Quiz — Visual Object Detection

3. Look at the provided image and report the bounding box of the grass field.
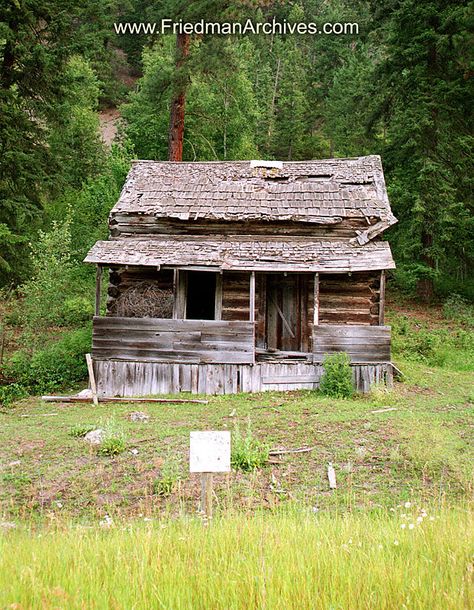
[0,356,473,520]
[0,299,473,608]
[1,507,473,609]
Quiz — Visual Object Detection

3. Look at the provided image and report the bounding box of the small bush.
[0,383,28,407]
[97,417,126,456]
[319,352,354,399]
[231,418,269,472]
[98,436,126,456]
[69,424,96,438]
[443,294,474,326]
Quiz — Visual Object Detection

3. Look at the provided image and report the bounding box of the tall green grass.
[1,506,472,609]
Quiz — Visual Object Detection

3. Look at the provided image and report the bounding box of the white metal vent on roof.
[250,160,283,169]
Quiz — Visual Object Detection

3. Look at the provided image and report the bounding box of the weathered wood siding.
[313,324,391,363]
[92,317,255,364]
[93,360,393,396]
[319,272,380,325]
[110,216,379,239]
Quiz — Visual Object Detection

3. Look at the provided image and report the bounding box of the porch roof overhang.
[84,237,395,273]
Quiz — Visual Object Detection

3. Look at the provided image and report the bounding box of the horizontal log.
[42,395,208,404]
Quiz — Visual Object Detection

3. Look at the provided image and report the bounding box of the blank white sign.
[189,431,231,473]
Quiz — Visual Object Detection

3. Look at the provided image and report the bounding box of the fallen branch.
[268,446,316,456]
[20,413,59,417]
[41,396,208,405]
[370,407,398,414]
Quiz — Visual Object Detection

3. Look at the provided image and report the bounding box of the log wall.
[221,272,251,321]
[319,272,380,325]
[93,360,393,396]
[92,317,255,364]
[109,216,378,239]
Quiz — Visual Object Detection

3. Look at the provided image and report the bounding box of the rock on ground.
[84,429,105,445]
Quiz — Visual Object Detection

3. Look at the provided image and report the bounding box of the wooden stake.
[327,462,337,489]
[200,472,213,519]
[85,353,99,406]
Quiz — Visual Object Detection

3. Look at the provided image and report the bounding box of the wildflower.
[100,515,114,528]
[420,510,428,517]
[394,540,399,546]
[404,501,411,508]
[400,524,406,529]
[408,523,415,530]
[389,508,395,512]
[348,538,353,544]
[55,502,63,509]
[429,516,435,521]
[143,517,152,522]
[416,516,423,523]
[378,544,383,550]
[401,513,407,519]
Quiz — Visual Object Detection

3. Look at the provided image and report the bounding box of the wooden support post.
[172,269,179,319]
[215,273,223,321]
[379,270,386,325]
[85,353,99,406]
[95,266,102,317]
[200,472,213,519]
[313,273,319,326]
[249,271,256,323]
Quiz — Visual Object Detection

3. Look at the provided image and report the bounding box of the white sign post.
[190,431,231,519]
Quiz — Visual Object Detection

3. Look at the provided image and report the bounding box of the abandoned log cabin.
[84,156,397,395]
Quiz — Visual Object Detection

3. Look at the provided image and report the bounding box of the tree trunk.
[417,229,435,302]
[168,33,190,162]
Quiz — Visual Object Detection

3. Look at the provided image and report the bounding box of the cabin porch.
[91,266,392,394]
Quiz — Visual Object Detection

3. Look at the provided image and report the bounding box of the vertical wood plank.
[95,266,102,317]
[249,271,256,323]
[215,273,223,321]
[313,272,319,326]
[172,269,178,319]
[379,270,386,325]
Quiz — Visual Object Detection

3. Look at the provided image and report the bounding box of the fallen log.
[41,396,209,405]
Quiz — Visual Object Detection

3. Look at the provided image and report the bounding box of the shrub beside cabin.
[85,157,397,395]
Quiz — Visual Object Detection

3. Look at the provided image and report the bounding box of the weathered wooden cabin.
[85,156,397,395]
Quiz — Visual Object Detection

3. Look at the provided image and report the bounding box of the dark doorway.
[186,272,216,320]
[266,274,310,352]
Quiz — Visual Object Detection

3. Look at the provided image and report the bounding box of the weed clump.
[231,418,269,472]
[69,424,96,438]
[319,352,354,399]
[97,417,126,456]
[153,458,182,497]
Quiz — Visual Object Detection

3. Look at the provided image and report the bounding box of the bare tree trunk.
[168,33,190,162]
[417,229,435,302]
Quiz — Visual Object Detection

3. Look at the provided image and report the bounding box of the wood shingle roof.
[110,156,395,225]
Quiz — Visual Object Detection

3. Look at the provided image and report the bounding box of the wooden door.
[266,274,310,352]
